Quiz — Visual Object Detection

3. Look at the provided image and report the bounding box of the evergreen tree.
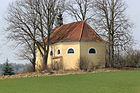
[2,59,14,75]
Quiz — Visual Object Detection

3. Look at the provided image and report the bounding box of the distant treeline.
[0,63,31,76]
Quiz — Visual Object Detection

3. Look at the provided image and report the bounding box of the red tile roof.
[47,20,105,44]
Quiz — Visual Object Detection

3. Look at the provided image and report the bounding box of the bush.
[114,49,140,68]
[50,61,63,71]
[124,49,140,67]
[78,57,95,72]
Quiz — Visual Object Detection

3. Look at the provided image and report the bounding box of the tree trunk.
[32,60,36,72]
[43,28,50,70]
[110,39,114,67]
[42,49,50,70]
[32,53,36,72]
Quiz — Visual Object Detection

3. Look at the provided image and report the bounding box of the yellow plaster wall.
[56,42,80,70]
[35,42,106,71]
[36,42,80,71]
[80,42,106,67]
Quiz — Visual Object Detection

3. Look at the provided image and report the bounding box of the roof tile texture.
[47,21,104,44]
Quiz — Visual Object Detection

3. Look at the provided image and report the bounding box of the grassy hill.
[0,70,140,93]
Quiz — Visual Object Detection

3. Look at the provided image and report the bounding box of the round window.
[88,48,97,54]
[67,48,75,54]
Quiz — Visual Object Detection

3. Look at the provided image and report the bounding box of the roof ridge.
[63,21,83,40]
[47,20,105,44]
[79,21,86,41]
[86,22,104,41]
[57,23,75,41]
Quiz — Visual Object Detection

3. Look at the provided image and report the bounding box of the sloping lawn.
[0,70,140,93]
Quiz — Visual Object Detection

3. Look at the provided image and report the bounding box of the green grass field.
[0,70,140,93]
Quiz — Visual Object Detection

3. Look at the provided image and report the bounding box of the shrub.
[113,49,140,68]
[78,57,95,72]
[124,49,140,67]
[50,61,63,71]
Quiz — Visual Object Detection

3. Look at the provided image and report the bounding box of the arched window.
[88,47,97,54]
[57,49,61,55]
[50,51,53,56]
[67,48,75,54]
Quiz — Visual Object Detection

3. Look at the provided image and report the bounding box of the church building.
[35,21,106,70]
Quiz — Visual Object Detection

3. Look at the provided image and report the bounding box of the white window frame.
[57,48,61,56]
[88,47,97,55]
[66,47,75,55]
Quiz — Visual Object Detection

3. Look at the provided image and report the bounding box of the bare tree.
[65,0,94,22]
[6,0,65,71]
[17,41,36,72]
[92,0,133,67]
[6,0,38,71]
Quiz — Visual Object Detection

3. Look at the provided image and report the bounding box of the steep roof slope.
[47,21,104,44]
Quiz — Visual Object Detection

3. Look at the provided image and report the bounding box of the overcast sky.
[0,0,140,64]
